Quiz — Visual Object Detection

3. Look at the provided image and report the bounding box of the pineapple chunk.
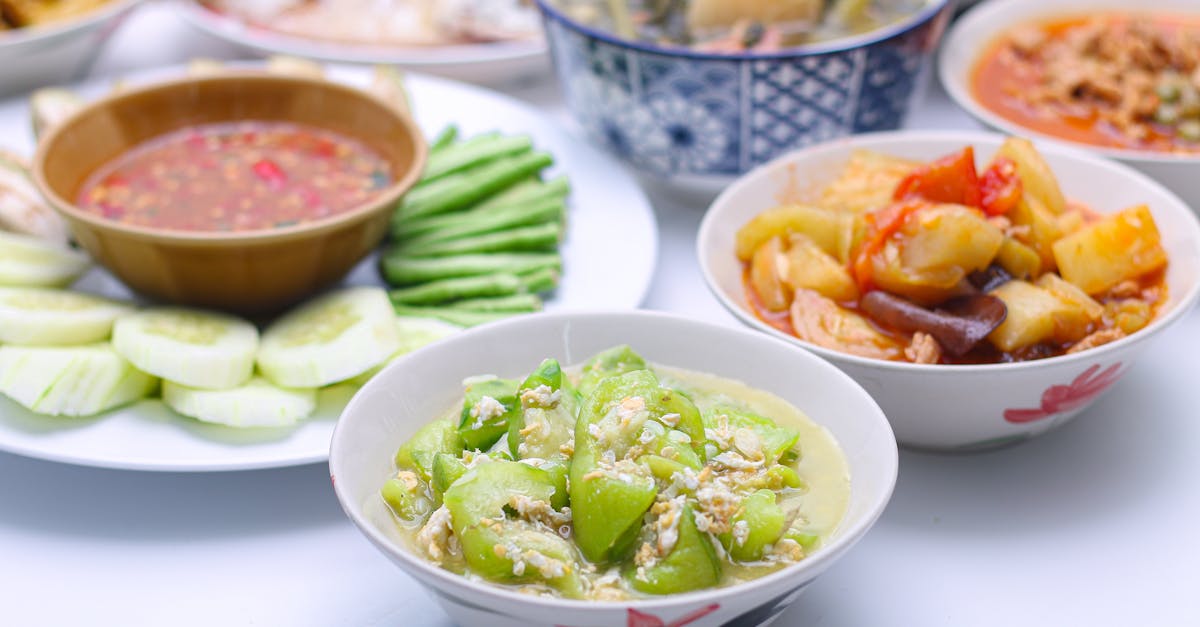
[750,237,791,312]
[993,137,1067,215]
[1036,274,1104,320]
[899,204,1005,276]
[736,204,859,263]
[995,237,1042,279]
[1009,193,1063,271]
[1052,205,1167,295]
[782,234,859,303]
[870,241,965,306]
[987,280,1094,352]
[820,149,921,214]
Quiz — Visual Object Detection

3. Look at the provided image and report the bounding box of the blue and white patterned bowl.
[535,0,954,183]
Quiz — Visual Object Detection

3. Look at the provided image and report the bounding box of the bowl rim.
[533,0,953,61]
[329,308,899,611]
[696,129,1200,375]
[937,0,1200,165]
[29,71,428,246]
[0,0,140,46]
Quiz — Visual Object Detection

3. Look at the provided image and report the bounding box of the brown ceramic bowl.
[32,72,426,315]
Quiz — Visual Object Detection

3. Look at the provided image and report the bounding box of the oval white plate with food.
[175,0,547,85]
[0,63,657,472]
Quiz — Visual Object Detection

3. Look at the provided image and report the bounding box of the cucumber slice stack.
[112,308,259,390]
[0,231,90,287]
[0,344,157,417]
[258,286,401,388]
[0,287,132,346]
[162,377,317,428]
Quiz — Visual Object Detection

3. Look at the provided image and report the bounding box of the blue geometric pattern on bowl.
[539,1,953,177]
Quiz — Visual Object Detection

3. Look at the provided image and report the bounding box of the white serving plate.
[175,0,548,85]
[0,63,658,472]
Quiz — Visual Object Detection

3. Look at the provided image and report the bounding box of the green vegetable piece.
[628,504,721,595]
[719,489,787,562]
[431,453,469,497]
[642,387,706,454]
[458,378,521,451]
[517,265,561,294]
[786,531,821,554]
[379,252,561,286]
[398,198,563,246]
[395,222,561,258]
[389,273,522,306]
[420,133,533,184]
[569,416,657,564]
[577,345,647,397]
[769,465,805,490]
[443,461,582,597]
[706,408,801,464]
[395,419,463,482]
[396,151,554,221]
[381,476,432,521]
[428,125,459,153]
[639,454,690,483]
[447,293,543,313]
[391,305,519,327]
[539,457,571,511]
[507,358,575,459]
[580,369,706,457]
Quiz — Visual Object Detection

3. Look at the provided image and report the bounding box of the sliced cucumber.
[257,286,400,388]
[0,287,132,345]
[112,308,258,389]
[345,316,464,386]
[162,376,316,427]
[0,344,157,417]
[0,231,90,287]
[29,88,85,139]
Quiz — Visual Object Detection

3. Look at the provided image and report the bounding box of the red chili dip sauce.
[77,121,393,232]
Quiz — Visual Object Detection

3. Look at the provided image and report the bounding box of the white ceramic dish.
[0,63,658,472]
[0,0,139,97]
[331,310,898,627]
[698,130,1200,451]
[175,0,548,85]
[939,0,1200,212]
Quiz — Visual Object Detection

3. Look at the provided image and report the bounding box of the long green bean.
[380,252,561,286]
[394,222,560,258]
[389,273,522,305]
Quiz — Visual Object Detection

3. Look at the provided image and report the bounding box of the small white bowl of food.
[0,0,139,96]
[330,310,897,627]
[698,131,1200,451]
[939,0,1200,212]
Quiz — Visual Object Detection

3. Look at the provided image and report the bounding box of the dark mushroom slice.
[860,291,1008,357]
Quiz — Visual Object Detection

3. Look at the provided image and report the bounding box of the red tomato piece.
[851,198,928,292]
[252,158,288,190]
[893,147,982,208]
[979,157,1023,216]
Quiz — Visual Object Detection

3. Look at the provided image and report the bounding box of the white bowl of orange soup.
[32,72,427,315]
[697,131,1200,451]
[939,0,1200,212]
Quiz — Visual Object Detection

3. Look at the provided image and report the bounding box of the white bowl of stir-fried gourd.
[534,0,954,186]
[698,131,1200,451]
[330,311,897,626]
[0,0,138,96]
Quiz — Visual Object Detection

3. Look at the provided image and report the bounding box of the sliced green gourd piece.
[576,344,647,397]
[382,474,433,522]
[112,307,258,390]
[162,376,316,427]
[431,453,469,498]
[705,407,801,464]
[0,231,90,287]
[0,287,132,345]
[537,456,570,510]
[443,461,583,597]
[396,419,463,483]
[0,344,157,416]
[508,358,576,459]
[570,405,657,564]
[718,489,788,562]
[628,503,721,595]
[458,377,520,451]
[258,286,400,388]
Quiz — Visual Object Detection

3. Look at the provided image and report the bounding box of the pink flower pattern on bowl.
[1003,363,1124,424]
[556,604,720,627]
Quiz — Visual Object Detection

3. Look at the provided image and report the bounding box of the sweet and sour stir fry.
[738,138,1168,364]
[381,346,849,600]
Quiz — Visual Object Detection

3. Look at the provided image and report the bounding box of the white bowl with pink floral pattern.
[698,131,1200,451]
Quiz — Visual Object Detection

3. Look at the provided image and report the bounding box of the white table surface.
[2,4,1198,626]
